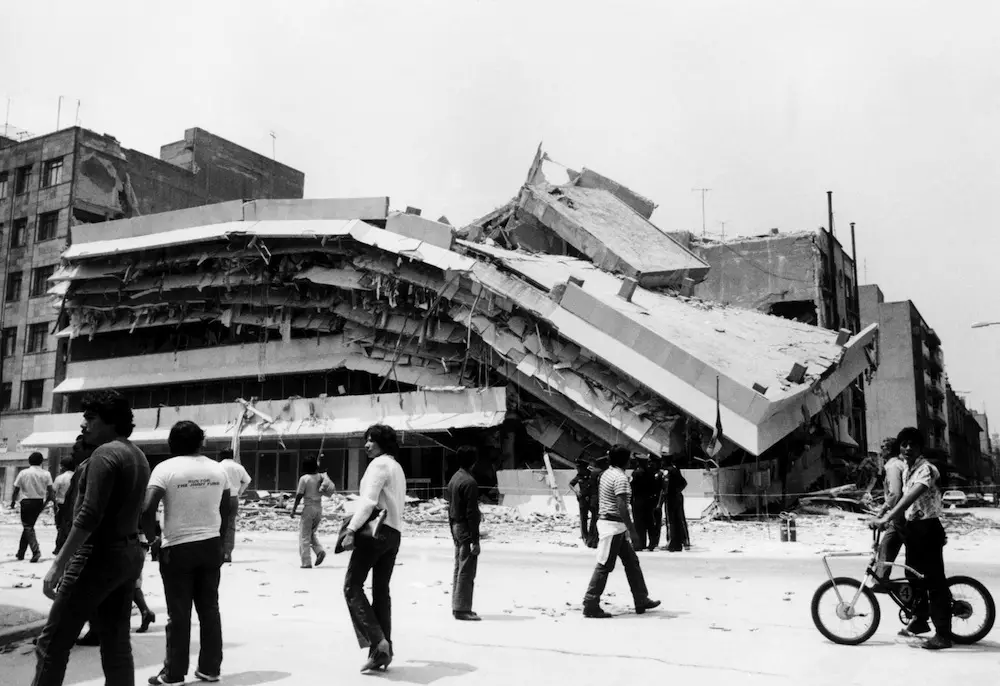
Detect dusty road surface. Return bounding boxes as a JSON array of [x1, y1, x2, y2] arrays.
[[2, 521, 999, 686]]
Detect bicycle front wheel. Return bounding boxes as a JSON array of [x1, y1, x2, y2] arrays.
[[948, 575, 995, 644], [811, 577, 881, 645]]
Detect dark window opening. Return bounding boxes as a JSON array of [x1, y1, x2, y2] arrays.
[[1, 327, 16, 359], [27, 322, 49, 353], [37, 211, 59, 241], [11, 218, 27, 248], [41, 158, 63, 188], [5, 271, 22, 302], [768, 300, 818, 325], [1, 382, 11, 411], [30, 265, 56, 297], [22, 379, 45, 410], [14, 166, 31, 195]]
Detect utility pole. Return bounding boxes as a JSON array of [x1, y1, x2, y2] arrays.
[[56, 96, 63, 131], [269, 131, 277, 199], [692, 188, 711, 236], [719, 220, 728, 241]]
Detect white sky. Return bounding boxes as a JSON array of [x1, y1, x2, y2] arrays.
[[4, 0, 999, 437]]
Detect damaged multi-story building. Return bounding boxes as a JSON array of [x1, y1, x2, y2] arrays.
[[18, 148, 878, 517], [0, 125, 304, 501]]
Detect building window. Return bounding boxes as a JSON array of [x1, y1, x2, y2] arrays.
[[37, 211, 59, 242], [5, 271, 22, 302], [41, 158, 63, 188], [21, 379, 45, 410], [1, 382, 11, 411], [30, 265, 56, 298], [1, 327, 15, 359], [11, 217, 27, 247], [0, 171, 8, 198], [14, 166, 31, 195], [26, 322, 48, 353]]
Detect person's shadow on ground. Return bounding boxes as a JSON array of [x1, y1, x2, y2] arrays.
[[380, 660, 476, 684]]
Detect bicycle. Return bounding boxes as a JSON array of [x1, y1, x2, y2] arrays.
[[810, 529, 995, 645]]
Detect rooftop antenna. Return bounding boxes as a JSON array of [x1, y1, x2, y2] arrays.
[[4, 98, 9, 137], [268, 131, 277, 198], [692, 187, 711, 237], [75, 100, 81, 126], [57, 95, 63, 131]]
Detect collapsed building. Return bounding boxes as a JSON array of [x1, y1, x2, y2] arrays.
[[22, 151, 878, 516]]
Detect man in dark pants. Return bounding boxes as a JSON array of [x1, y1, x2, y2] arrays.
[[52, 457, 75, 555], [144, 420, 231, 685], [872, 426, 952, 650], [662, 453, 690, 551], [33, 390, 150, 686], [629, 454, 659, 551], [582, 445, 660, 618], [569, 460, 594, 542], [11, 451, 54, 563], [647, 456, 664, 550], [446, 445, 482, 621]]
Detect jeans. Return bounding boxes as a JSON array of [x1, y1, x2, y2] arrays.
[[223, 497, 239, 560], [905, 518, 952, 636], [450, 523, 478, 613], [53, 503, 71, 554], [299, 503, 325, 566], [583, 532, 650, 608], [18, 498, 44, 559], [158, 537, 224, 680], [344, 525, 401, 649], [875, 519, 905, 578], [32, 540, 144, 686]]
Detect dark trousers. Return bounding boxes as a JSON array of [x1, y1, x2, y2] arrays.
[[577, 497, 591, 540], [223, 497, 239, 560], [586, 502, 599, 548], [649, 505, 662, 549], [905, 518, 952, 636], [583, 532, 650, 608], [53, 504, 71, 554], [18, 498, 44, 558], [32, 541, 143, 686], [666, 495, 689, 550], [344, 525, 401, 649], [450, 523, 478, 613], [632, 500, 656, 550], [159, 537, 224, 680]]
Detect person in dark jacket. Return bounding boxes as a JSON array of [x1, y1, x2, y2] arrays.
[[569, 461, 594, 542], [629, 455, 659, 551], [661, 453, 690, 552], [446, 446, 482, 621], [647, 456, 664, 550]]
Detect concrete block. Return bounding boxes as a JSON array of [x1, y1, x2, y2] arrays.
[[618, 277, 638, 302], [786, 362, 807, 384], [244, 198, 389, 222], [384, 212, 453, 251], [72, 200, 244, 245], [835, 329, 851, 346]]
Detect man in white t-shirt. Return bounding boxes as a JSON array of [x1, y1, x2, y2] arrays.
[[143, 421, 231, 685], [10, 452, 54, 562], [216, 448, 251, 563]]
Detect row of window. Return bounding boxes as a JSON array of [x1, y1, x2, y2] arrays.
[[4, 264, 56, 302], [0, 158, 64, 199], [0, 322, 51, 358], [0, 379, 45, 411], [1, 210, 61, 248]]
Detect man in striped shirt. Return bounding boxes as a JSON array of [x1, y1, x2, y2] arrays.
[[582, 445, 661, 618]]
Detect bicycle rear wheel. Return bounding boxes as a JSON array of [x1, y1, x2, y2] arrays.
[[948, 575, 995, 644], [811, 577, 881, 645]]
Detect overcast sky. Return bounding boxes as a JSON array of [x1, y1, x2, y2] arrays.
[[4, 1, 999, 437]]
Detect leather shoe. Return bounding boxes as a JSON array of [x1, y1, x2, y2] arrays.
[[921, 634, 953, 650], [454, 611, 481, 621], [583, 606, 613, 618], [635, 599, 661, 615]]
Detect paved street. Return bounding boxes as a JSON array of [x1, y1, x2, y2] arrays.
[[2, 523, 1000, 685]]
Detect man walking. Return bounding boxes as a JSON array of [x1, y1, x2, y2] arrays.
[[872, 427, 953, 650], [874, 439, 904, 582], [33, 390, 150, 686], [51, 457, 75, 555], [216, 448, 251, 563], [629, 454, 658, 551], [446, 446, 482, 621], [582, 445, 660, 618], [11, 452, 54, 563], [144, 421, 231, 685]]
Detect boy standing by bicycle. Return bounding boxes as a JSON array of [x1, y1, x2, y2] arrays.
[[872, 427, 952, 650]]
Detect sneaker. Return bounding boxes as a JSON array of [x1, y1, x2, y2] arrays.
[[454, 611, 481, 621], [148, 673, 185, 685], [921, 635, 953, 650], [300, 564, 312, 569], [30, 554, 41, 563], [583, 606, 613, 619], [315, 550, 326, 566], [635, 599, 661, 615], [194, 670, 220, 682]]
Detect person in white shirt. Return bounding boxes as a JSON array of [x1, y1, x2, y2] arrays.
[[342, 424, 406, 673], [290, 455, 336, 568], [215, 448, 251, 563], [51, 457, 75, 555], [10, 452, 54, 562], [143, 421, 231, 686]]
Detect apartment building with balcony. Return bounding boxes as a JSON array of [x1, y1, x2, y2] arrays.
[[859, 284, 950, 458]]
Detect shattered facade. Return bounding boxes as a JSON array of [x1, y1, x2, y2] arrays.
[[0, 126, 305, 501]]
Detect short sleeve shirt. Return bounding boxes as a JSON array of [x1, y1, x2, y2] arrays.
[[598, 467, 631, 517], [296, 473, 334, 506], [902, 458, 943, 522], [149, 455, 228, 548], [14, 466, 53, 500], [52, 471, 74, 504]]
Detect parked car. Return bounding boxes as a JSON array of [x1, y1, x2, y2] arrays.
[[943, 490, 968, 508], [965, 492, 988, 507]]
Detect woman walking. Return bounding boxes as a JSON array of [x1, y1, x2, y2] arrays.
[[341, 424, 406, 673], [290, 456, 335, 568]]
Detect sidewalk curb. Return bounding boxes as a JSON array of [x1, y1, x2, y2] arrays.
[[0, 618, 45, 648]]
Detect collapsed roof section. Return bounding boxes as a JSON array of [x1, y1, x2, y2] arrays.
[[50, 198, 876, 457], [460, 147, 710, 289]]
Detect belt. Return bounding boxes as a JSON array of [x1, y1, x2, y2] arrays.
[[599, 514, 623, 522]]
